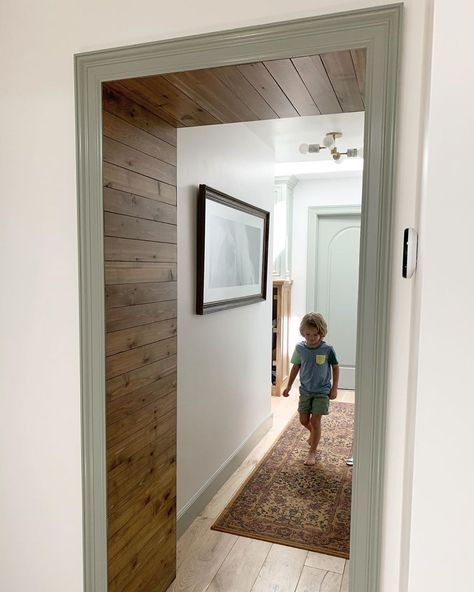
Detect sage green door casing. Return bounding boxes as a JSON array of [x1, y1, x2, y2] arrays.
[[75, 5, 402, 592]]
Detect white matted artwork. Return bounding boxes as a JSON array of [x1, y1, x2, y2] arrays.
[[196, 185, 270, 314]]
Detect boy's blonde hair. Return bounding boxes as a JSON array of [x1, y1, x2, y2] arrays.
[[299, 312, 328, 338]]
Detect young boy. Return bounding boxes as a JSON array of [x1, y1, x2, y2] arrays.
[[282, 312, 339, 466]]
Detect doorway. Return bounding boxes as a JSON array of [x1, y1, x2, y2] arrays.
[[76, 6, 401, 592]]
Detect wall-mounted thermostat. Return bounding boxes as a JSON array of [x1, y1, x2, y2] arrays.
[[402, 227, 418, 279]]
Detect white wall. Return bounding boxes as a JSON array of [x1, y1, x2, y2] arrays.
[[290, 175, 362, 345], [407, 2, 474, 590], [4, 1, 472, 591], [176, 123, 274, 512]]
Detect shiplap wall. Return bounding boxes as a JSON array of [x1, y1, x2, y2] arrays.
[[102, 83, 177, 592]]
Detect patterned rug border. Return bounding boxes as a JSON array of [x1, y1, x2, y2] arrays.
[[211, 402, 353, 559]]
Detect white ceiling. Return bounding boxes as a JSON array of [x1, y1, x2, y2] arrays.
[[246, 111, 365, 178]]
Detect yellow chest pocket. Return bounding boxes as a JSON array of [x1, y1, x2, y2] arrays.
[[316, 354, 327, 365]]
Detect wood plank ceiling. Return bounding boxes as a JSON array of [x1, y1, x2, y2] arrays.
[[106, 49, 366, 128]]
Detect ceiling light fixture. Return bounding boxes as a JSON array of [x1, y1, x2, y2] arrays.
[[299, 132, 362, 164]]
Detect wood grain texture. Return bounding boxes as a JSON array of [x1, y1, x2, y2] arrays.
[[104, 236, 177, 263], [104, 211, 177, 243], [106, 318, 177, 356], [104, 186, 177, 222], [105, 281, 177, 309], [294, 566, 327, 592], [106, 335, 177, 379], [103, 84, 177, 592], [106, 298, 177, 332], [103, 136, 176, 185], [103, 83, 177, 147], [139, 75, 220, 127], [105, 261, 177, 285], [104, 163, 176, 204], [251, 545, 308, 592], [350, 49, 367, 106], [238, 62, 299, 118], [211, 66, 277, 120], [263, 59, 320, 116], [292, 55, 342, 114], [103, 111, 177, 166], [164, 69, 259, 123], [320, 51, 365, 112], [206, 538, 271, 592]]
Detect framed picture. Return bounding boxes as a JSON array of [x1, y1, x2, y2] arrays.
[[196, 185, 270, 314]]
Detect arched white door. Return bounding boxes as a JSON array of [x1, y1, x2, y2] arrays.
[[308, 207, 361, 389]]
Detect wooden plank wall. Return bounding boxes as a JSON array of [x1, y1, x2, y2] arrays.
[[102, 82, 178, 592]]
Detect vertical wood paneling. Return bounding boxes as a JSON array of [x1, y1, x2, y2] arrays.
[[102, 83, 177, 592]]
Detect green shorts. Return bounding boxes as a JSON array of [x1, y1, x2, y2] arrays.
[[298, 388, 330, 415]]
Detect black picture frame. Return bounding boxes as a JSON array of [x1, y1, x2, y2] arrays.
[[196, 185, 270, 315]]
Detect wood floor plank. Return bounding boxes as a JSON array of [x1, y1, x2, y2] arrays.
[[104, 82, 178, 146], [103, 163, 176, 205], [305, 552, 345, 574], [206, 538, 271, 592], [172, 529, 238, 592], [251, 545, 308, 592], [321, 571, 343, 592], [105, 261, 176, 285], [340, 561, 350, 592], [103, 136, 177, 185], [295, 566, 327, 592]]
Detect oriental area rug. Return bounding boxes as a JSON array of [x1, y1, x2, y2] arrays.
[[211, 401, 354, 558]]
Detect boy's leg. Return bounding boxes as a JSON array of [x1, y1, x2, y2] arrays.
[[305, 414, 322, 466], [299, 412, 311, 435]]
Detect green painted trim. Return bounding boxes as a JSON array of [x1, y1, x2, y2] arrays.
[[306, 205, 362, 312], [176, 413, 273, 538], [75, 4, 402, 592]]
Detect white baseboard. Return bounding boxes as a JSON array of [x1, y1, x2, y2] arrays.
[[176, 412, 273, 537]]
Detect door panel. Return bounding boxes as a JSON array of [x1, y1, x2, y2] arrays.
[[313, 213, 361, 389]]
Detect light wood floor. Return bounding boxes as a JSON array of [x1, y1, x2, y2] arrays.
[[166, 388, 355, 592]]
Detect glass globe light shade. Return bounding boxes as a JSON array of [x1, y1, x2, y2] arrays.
[[323, 134, 335, 148], [299, 143, 309, 154], [333, 153, 343, 164]]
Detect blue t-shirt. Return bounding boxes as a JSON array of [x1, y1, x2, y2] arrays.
[[290, 340, 338, 394]]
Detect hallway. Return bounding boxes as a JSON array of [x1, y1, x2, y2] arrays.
[[167, 389, 354, 592]]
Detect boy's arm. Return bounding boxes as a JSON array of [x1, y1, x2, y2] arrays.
[[282, 364, 301, 397], [329, 364, 339, 399]]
